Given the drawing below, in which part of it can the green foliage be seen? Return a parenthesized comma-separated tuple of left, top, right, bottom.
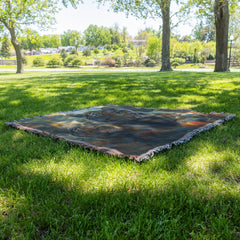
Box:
(70, 48, 78, 55)
(135, 45, 146, 59)
(171, 62, 180, 68)
(82, 49, 91, 57)
(94, 58, 101, 66)
(112, 55, 123, 67)
(93, 48, 100, 54)
(229, 5, 240, 41)
(171, 39, 216, 62)
(112, 44, 119, 51)
(64, 55, 76, 66)
(133, 58, 144, 67)
(106, 44, 112, 51)
(144, 58, 156, 67)
(60, 49, 68, 60)
(109, 24, 121, 45)
(0, 1, 59, 32)
(71, 57, 83, 67)
(193, 49, 199, 64)
(121, 27, 128, 44)
(122, 47, 128, 53)
(61, 30, 83, 49)
(193, 21, 215, 42)
(0, 0, 76, 73)
(171, 58, 186, 65)
(0, 37, 11, 59)
(62, 0, 82, 8)
(84, 25, 111, 47)
(123, 53, 131, 66)
(135, 28, 154, 42)
(64, 55, 83, 67)
(146, 36, 161, 63)
(47, 57, 63, 68)
(40, 34, 61, 48)
(33, 56, 45, 67)
(19, 29, 42, 51)
(103, 49, 108, 55)
(231, 42, 240, 62)
(114, 49, 124, 55)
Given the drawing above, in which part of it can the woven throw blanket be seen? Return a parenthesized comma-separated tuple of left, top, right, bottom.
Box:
(5, 104, 235, 162)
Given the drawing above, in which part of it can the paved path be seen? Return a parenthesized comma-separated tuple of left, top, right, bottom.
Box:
(0, 68, 239, 73)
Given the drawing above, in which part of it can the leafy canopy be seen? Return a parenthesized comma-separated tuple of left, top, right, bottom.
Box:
(0, 0, 60, 31)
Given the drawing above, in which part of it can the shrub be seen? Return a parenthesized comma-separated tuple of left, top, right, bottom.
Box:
(94, 58, 101, 66)
(60, 49, 68, 60)
(64, 56, 84, 67)
(208, 54, 215, 60)
(200, 56, 207, 64)
(114, 49, 124, 55)
(103, 49, 108, 55)
(144, 58, 156, 67)
(129, 43, 134, 50)
(123, 53, 130, 67)
(122, 47, 128, 53)
(112, 55, 123, 67)
(71, 57, 83, 67)
(133, 58, 143, 67)
(102, 57, 116, 67)
(171, 62, 180, 68)
(70, 48, 78, 55)
(106, 45, 112, 51)
(47, 57, 62, 68)
(170, 58, 185, 65)
(94, 48, 99, 54)
(64, 56, 75, 66)
(112, 44, 119, 51)
(33, 56, 45, 67)
(82, 49, 91, 57)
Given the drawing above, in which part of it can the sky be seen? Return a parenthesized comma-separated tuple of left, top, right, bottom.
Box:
(40, 1, 195, 37)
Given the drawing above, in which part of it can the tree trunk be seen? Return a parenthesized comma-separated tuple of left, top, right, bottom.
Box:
(160, 0, 172, 71)
(214, 0, 229, 72)
(9, 27, 24, 73)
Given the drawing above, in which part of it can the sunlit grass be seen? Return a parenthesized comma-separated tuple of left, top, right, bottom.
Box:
(0, 71, 239, 239)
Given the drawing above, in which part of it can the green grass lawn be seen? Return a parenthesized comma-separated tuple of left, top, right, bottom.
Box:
(0, 71, 239, 239)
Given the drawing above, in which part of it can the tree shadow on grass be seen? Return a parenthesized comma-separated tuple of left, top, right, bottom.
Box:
(0, 139, 240, 239)
(0, 71, 240, 239)
(1, 71, 239, 171)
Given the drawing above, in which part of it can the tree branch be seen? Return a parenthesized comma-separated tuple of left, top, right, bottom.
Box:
(0, 17, 11, 30)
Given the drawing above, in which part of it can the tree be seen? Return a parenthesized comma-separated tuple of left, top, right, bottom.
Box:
(0, 0, 82, 73)
(229, 5, 240, 40)
(20, 29, 42, 51)
(214, 0, 229, 71)
(1, 36, 11, 59)
(188, 0, 239, 72)
(193, 21, 215, 42)
(109, 24, 121, 45)
(146, 36, 162, 63)
(40, 34, 61, 48)
(134, 28, 154, 45)
(121, 27, 129, 44)
(84, 25, 111, 47)
(0, 0, 61, 73)
(61, 30, 83, 49)
(96, 0, 177, 71)
(159, 0, 172, 71)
